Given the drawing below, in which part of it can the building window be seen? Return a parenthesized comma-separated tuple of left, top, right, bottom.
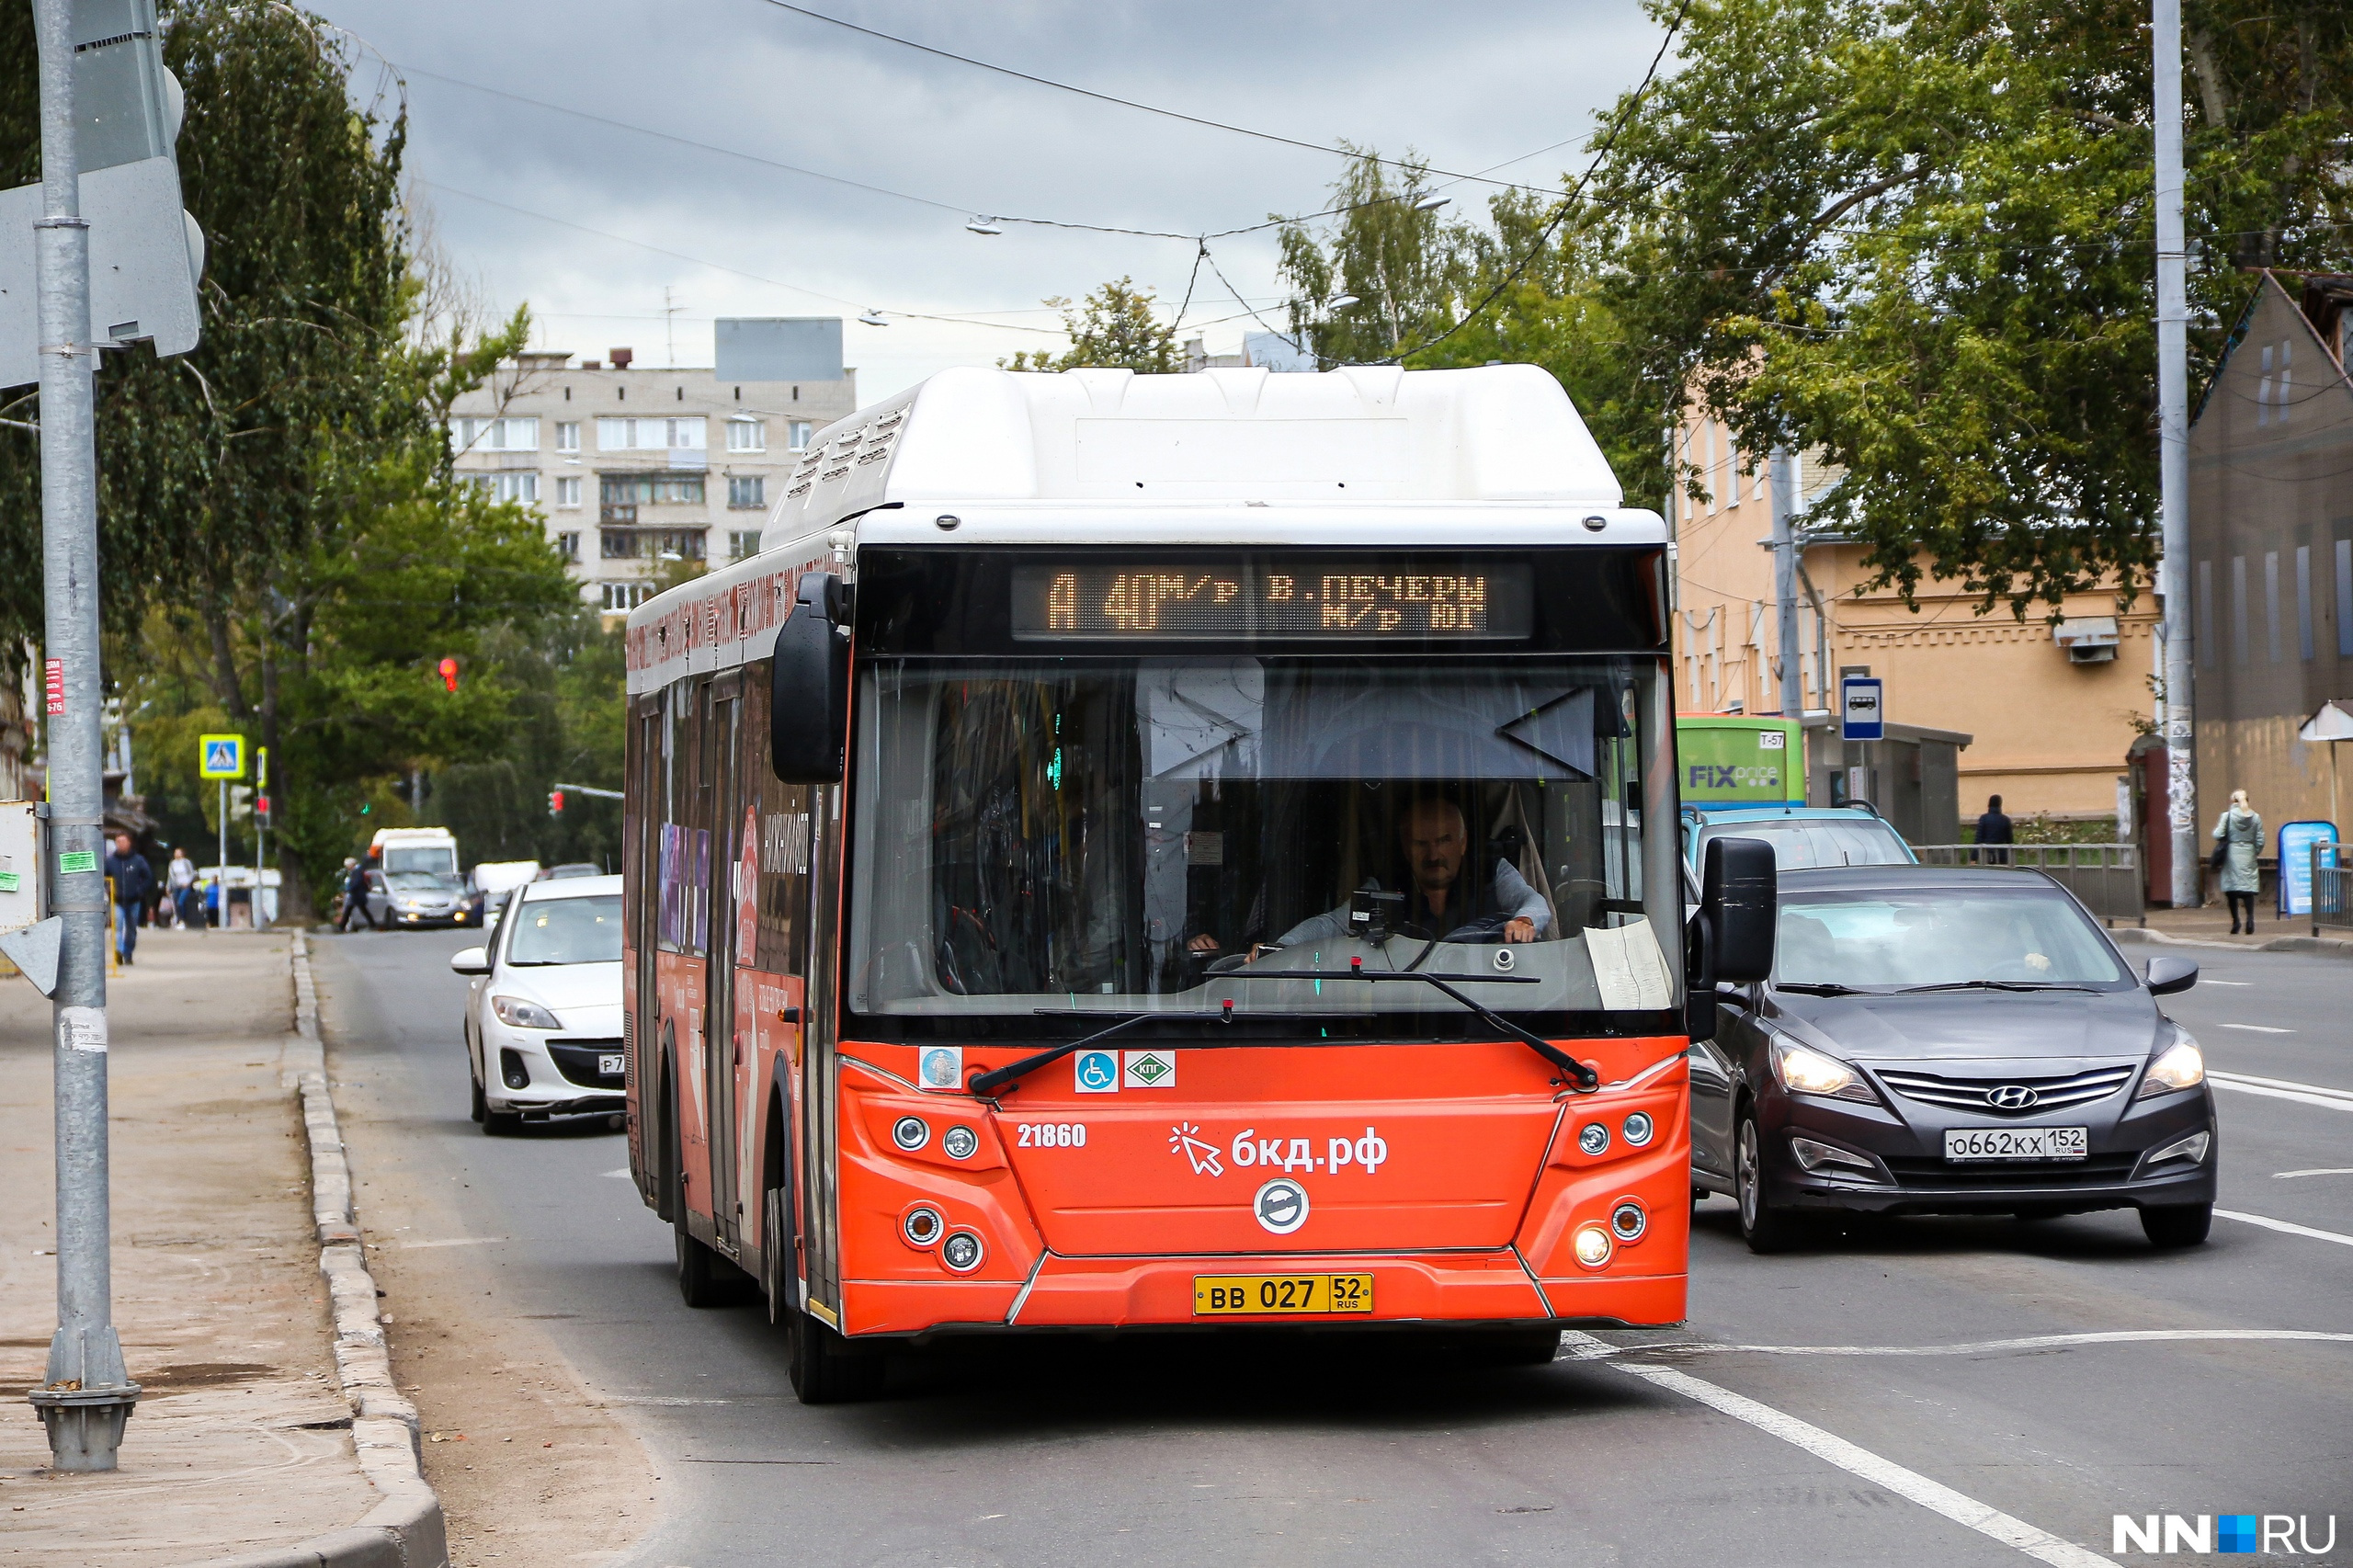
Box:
(600, 528, 706, 561)
(451, 415, 539, 453)
(601, 582, 654, 611)
(2338, 540, 2353, 659)
(2197, 559, 2214, 669)
(2231, 554, 2249, 666)
(727, 474, 766, 509)
(556, 421, 580, 451)
(596, 416, 708, 451)
(2298, 545, 2315, 662)
(599, 473, 704, 518)
(729, 529, 762, 561)
(555, 531, 580, 562)
(725, 417, 765, 452)
(466, 472, 540, 505)
(788, 421, 813, 450)
(555, 475, 582, 508)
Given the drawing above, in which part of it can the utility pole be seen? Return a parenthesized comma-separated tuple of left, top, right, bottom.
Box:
(27, 0, 139, 1471)
(1769, 447, 1802, 719)
(2154, 0, 2198, 907)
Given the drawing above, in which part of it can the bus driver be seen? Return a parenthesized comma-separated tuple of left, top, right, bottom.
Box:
(1188, 794, 1552, 958)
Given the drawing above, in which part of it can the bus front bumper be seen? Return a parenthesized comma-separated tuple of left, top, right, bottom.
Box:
(837, 1250, 1685, 1338)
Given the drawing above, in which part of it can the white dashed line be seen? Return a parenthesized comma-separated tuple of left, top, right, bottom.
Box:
(1574, 1342, 2118, 1568)
(397, 1236, 508, 1249)
(2209, 1070, 2353, 1112)
(604, 1167, 633, 1178)
(2275, 1167, 2353, 1179)
(2218, 1023, 2293, 1034)
(1633, 1328, 2353, 1358)
(2216, 1209, 2353, 1249)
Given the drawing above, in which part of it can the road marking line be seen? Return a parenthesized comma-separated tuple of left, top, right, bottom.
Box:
(2216, 1209, 2353, 1248)
(2209, 1072, 2353, 1113)
(2204, 980, 2252, 985)
(1607, 1357, 2118, 1568)
(398, 1236, 507, 1248)
(2218, 1023, 2293, 1033)
(2211, 1069, 2353, 1100)
(1637, 1328, 2353, 1358)
(603, 1167, 632, 1178)
(2275, 1168, 2353, 1179)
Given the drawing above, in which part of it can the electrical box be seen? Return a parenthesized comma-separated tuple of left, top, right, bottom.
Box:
(0, 801, 42, 933)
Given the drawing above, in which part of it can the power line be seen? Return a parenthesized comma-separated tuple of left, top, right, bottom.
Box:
(748, 0, 1553, 198)
(415, 181, 1063, 335)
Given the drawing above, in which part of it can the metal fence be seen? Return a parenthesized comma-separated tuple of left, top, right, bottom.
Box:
(2313, 844, 2353, 937)
(1911, 843, 2144, 924)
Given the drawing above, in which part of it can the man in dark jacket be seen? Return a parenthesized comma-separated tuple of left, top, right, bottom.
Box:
(106, 833, 153, 965)
(340, 856, 379, 932)
(1974, 794, 2015, 866)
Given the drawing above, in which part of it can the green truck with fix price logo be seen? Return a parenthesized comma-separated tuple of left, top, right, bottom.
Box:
(1677, 714, 1804, 807)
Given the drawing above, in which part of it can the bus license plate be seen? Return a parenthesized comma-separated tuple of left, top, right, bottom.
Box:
(599, 1053, 624, 1076)
(1194, 1274, 1373, 1316)
(1944, 1126, 2086, 1162)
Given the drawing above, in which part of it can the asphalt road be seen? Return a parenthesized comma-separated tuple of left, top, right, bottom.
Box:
(314, 930, 2351, 1568)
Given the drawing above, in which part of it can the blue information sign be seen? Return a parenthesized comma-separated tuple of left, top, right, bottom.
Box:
(2277, 820, 2337, 917)
(1840, 677, 1884, 743)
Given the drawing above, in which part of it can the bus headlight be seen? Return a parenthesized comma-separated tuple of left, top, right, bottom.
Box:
(1622, 1112, 1654, 1147)
(1574, 1225, 1612, 1267)
(1578, 1123, 1610, 1156)
(940, 1231, 984, 1273)
(891, 1116, 929, 1152)
(941, 1125, 979, 1160)
(901, 1207, 943, 1248)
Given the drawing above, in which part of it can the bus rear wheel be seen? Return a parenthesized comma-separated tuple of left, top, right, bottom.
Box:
(784, 1305, 884, 1404)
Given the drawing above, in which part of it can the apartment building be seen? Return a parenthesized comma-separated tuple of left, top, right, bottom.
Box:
(1670, 409, 2157, 830)
(447, 346, 858, 613)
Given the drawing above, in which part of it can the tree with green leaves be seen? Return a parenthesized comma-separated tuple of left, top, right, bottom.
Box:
(1582, 0, 2353, 615)
(1275, 157, 1660, 507)
(0, 3, 582, 914)
(1002, 277, 1177, 372)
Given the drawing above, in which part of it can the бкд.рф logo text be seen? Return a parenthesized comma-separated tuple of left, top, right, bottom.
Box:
(2114, 1516, 2336, 1554)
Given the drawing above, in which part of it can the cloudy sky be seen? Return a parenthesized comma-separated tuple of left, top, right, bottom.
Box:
(309, 0, 1664, 405)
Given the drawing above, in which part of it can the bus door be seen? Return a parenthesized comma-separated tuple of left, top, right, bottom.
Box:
(626, 696, 661, 1208)
(702, 676, 746, 1255)
(799, 782, 845, 1320)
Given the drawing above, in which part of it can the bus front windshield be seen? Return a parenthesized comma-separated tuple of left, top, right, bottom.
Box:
(848, 656, 1679, 1034)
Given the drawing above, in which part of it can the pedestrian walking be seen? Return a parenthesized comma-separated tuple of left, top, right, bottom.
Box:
(166, 845, 198, 930)
(1974, 793, 2015, 866)
(2212, 790, 2265, 934)
(338, 856, 379, 933)
(104, 832, 153, 965)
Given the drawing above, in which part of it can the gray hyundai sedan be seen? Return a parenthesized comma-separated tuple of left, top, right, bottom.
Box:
(1689, 865, 2217, 1253)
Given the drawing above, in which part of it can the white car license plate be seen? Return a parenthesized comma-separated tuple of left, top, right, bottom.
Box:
(599, 1052, 624, 1077)
(1944, 1126, 2087, 1162)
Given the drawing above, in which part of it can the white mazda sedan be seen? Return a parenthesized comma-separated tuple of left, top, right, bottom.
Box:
(450, 874, 624, 1134)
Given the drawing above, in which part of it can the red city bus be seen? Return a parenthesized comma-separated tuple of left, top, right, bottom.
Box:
(622, 365, 1772, 1402)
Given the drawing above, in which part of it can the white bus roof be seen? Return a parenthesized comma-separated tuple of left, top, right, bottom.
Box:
(767, 363, 1623, 541)
(625, 366, 1664, 696)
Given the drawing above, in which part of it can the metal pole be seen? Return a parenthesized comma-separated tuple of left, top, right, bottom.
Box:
(1769, 447, 1802, 718)
(28, 0, 138, 1471)
(2154, 0, 2198, 909)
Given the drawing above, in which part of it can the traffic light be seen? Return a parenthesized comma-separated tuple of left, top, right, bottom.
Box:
(438, 657, 459, 692)
(254, 794, 271, 826)
(548, 789, 564, 816)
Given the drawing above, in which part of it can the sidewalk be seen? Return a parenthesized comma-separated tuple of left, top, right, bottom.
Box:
(0, 929, 404, 1564)
(2127, 902, 2353, 956)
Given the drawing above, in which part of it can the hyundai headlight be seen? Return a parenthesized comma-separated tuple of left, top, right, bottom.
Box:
(492, 994, 562, 1030)
(2134, 1035, 2206, 1098)
(1769, 1037, 1878, 1103)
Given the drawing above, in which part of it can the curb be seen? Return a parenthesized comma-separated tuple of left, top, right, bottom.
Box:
(2111, 926, 2353, 960)
(188, 934, 448, 1568)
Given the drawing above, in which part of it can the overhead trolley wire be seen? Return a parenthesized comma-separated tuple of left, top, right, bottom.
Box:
(747, 0, 1556, 198)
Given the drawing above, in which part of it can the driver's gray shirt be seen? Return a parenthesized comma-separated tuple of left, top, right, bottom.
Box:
(1276, 859, 1551, 946)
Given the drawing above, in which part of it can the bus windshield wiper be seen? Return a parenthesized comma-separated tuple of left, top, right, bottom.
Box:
(1246, 961, 1599, 1091)
(1774, 982, 1868, 996)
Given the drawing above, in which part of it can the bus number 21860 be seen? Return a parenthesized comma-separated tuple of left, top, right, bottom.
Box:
(1015, 1122, 1087, 1148)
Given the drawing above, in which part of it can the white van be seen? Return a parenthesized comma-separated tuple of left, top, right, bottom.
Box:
(369, 827, 460, 878)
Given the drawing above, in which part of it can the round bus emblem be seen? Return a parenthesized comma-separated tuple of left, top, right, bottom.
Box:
(1254, 1178, 1309, 1235)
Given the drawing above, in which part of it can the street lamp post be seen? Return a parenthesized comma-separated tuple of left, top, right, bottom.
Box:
(2154, 0, 2198, 908)
(27, 0, 140, 1471)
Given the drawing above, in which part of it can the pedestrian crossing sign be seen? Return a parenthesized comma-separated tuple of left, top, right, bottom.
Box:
(199, 733, 245, 779)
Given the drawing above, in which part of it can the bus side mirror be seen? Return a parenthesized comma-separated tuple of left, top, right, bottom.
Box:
(770, 573, 850, 783)
(1698, 835, 1776, 985)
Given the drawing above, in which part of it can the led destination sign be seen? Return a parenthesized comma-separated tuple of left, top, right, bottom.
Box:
(1010, 562, 1534, 642)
